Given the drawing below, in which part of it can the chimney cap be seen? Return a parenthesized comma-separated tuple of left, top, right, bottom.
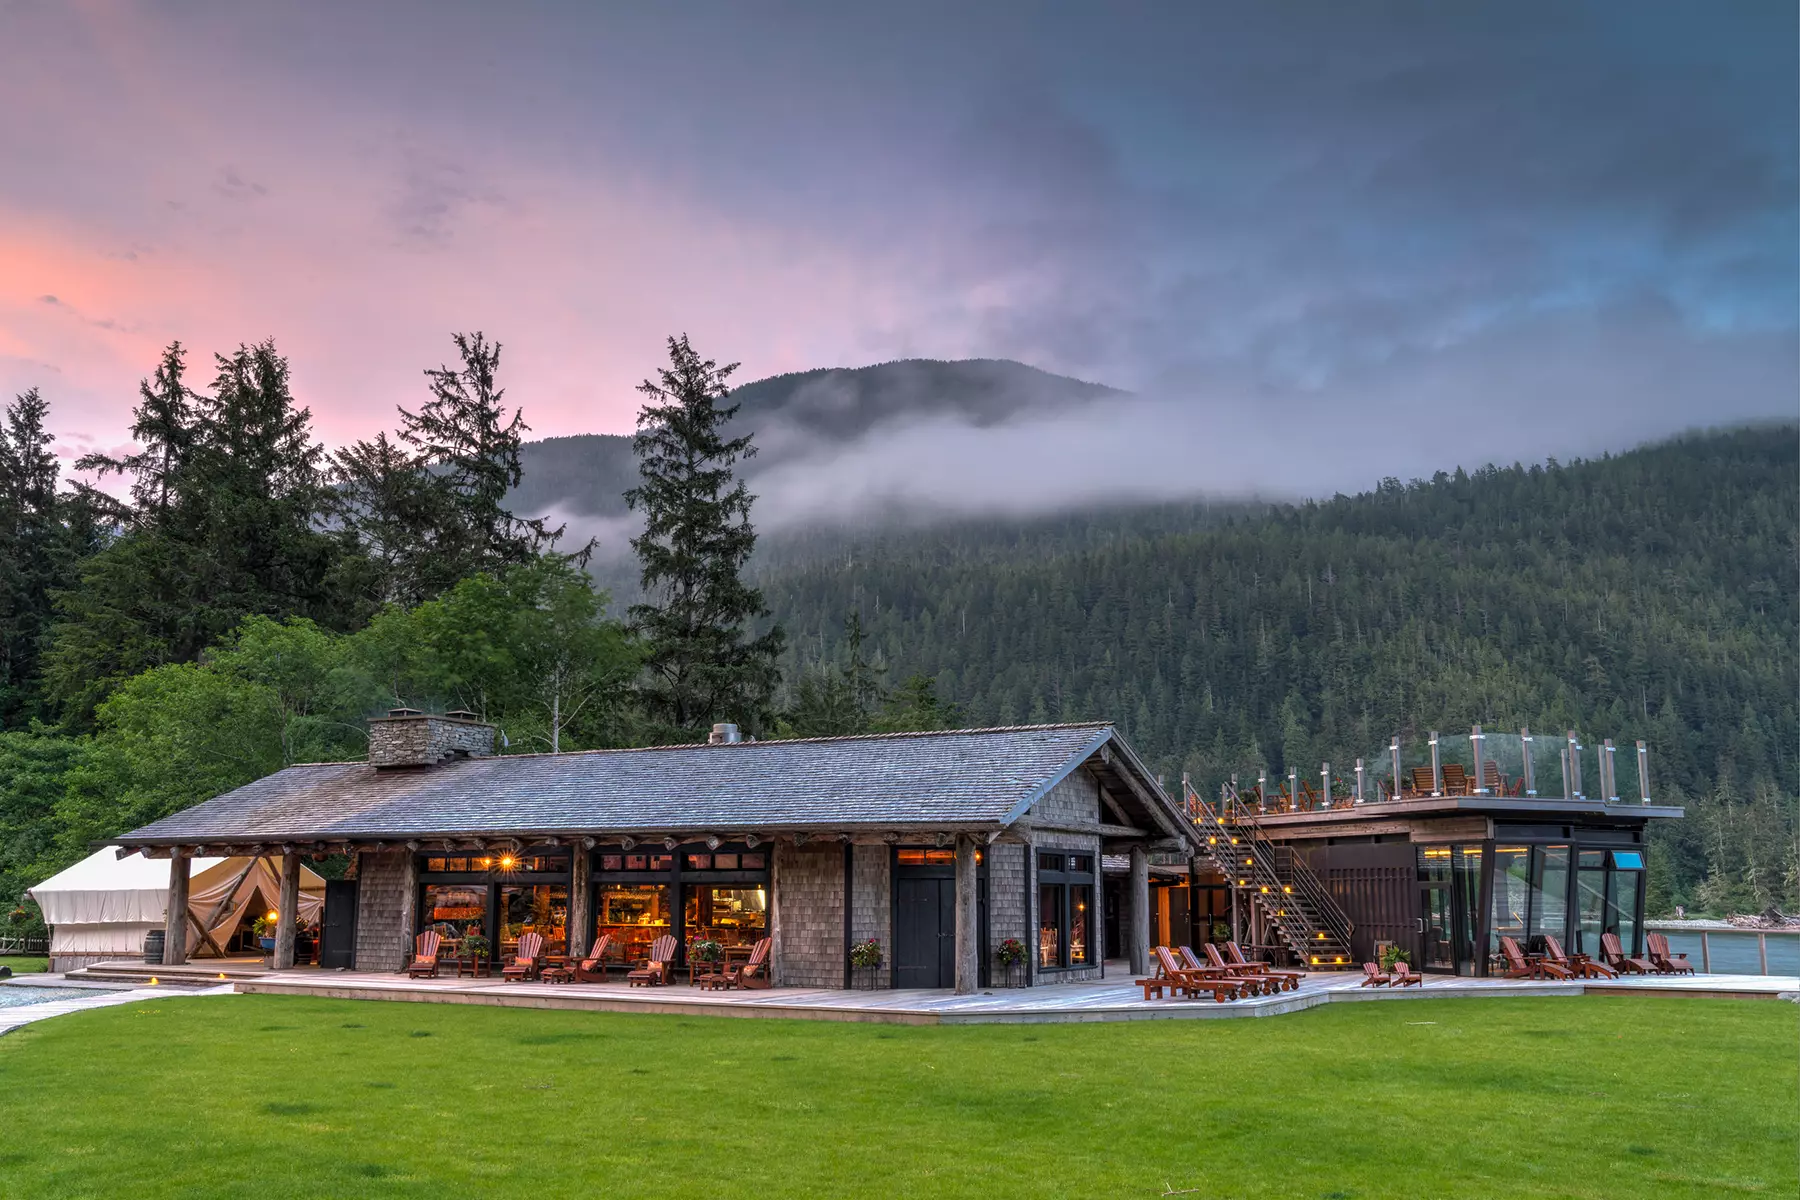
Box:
(709, 722, 742, 745)
(443, 709, 480, 722)
(386, 707, 423, 718)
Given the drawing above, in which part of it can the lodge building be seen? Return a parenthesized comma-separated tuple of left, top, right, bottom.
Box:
(114, 713, 1197, 990)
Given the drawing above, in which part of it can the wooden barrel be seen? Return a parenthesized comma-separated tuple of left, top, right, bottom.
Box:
(143, 928, 165, 964)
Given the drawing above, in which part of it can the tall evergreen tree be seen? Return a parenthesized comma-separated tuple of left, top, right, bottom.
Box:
(327, 431, 440, 608)
(394, 332, 575, 594)
(626, 334, 784, 737)
(77, 342, 197, 525)
(0, 389, 64, 724)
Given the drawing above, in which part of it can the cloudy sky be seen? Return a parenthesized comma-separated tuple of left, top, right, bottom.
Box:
(2, 2, 1794, 482)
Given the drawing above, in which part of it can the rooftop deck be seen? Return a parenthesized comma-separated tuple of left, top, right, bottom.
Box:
(61, 960, 1798, 1025)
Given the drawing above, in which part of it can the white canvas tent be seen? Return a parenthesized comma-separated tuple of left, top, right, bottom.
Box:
(28, 847, 324, 971)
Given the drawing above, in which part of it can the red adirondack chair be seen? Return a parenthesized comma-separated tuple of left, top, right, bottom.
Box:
(1544, 934, 1614, 979)
(1601, 932, 1656, 975)
(1359, 962, 1391, 987)
(1195, 943, 1275, 996)
(1391, 962, 1424, 988)
(626, 934, 678, 987)
(500, 931, 544, 981)
(406, 930, 442, 979)
(1500, 935, 1571, 979)
(723, 937, 773, 990)
(572, 934, 615, 983)
(1226, 941, 1304, 991)
(1646, 932, 1696, 975)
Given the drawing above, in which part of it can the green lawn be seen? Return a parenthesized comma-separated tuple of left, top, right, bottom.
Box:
(0, 956, 47, 974)
(0, 994, 1792, 1199)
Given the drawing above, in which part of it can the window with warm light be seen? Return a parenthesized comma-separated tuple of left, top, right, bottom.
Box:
(1035, 850, 1097, 969)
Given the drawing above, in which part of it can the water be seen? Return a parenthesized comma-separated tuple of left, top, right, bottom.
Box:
(0, 985, 121, 1009)
(1659, 930, 1800, 976)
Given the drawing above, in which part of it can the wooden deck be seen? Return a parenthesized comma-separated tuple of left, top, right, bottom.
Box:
(64, 959, 1800, 1025)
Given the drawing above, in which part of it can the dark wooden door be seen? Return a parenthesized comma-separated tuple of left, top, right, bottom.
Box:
(894, 876, 954, 988)
(319, 879, 358, 969)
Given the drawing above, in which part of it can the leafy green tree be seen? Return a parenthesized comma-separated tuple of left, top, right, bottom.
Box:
(626, 335, 783, 737)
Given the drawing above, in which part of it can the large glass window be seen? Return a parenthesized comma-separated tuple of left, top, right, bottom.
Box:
(1575, 850, 1608, 958)
(1489, 846, 1531, 955)
(422, 884, 487, 940)
(684, 886, 767, 949)
(499, 884, 567, 959)
(1038, 883, 1063, 968)
(596, 884, 671, 966)
(1068, 884, 1092, 966)
(1527, 845, 1570, 950)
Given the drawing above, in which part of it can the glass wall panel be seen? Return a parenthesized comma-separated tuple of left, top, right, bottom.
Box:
(1607, 864, 1643, 956)
(1489, 846, 1531, 954)
(596, 884, 670, 966)
(684, 886, 767, 949)
(1453, 846, 1482, 975)
(422, 884, 487, 940)
(1038, 884, 1064, 968)
(1068, 885, 1092, 965)
(1575, 851, 1607, 957)
(1527, 846, 1571, 950)
(499, 884, 567, 958)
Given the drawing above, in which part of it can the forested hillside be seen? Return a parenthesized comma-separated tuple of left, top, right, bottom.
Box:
(754, 427, 1798, 913)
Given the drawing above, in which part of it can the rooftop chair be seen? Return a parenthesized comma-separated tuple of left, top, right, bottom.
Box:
(1481, 761, 1521, 797)
(1226, 941, 1305, 991)
(1543, 934, 1615, 979)
(1439, 763, 1470, 796)
(1194, 943, 1276, 996)
(720, 936, 773, 990)
(1409, 766, 1436, 797)
(1601, 932, 1656, 976)
(406, 930, 442, 979)
(1155, 945, 1247, 1002)
(1499, 935, 1571, 979)
(1296, 779, 1321, 810)
(1646, 932, 1696, 975)
(1391, 961, 1424, 987)
(500, 931, 544, 982)
(571, 934, 615, 983)
(1360, 962, 1391, 987)
(626, 934, 678, 987)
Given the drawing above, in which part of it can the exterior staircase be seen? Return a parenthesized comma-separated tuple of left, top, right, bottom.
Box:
(1183, 779, 1356, 969)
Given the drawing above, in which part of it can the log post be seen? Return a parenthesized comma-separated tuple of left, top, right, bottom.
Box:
(1128, 844, 1150, 977)
(273, 851, 300, 970)
(397, 850, 419, 973)
(567, 842, 591, 960)
(163, 850, 191, 966)
(953, 834, 979, 994)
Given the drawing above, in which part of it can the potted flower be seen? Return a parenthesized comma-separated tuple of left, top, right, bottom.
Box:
(690, 939, 724, 979)
(461, 932, 490, 973)
(848, 938, 882, 989)
(251, 915, 276, 953)
(994, 937, 1027, 986)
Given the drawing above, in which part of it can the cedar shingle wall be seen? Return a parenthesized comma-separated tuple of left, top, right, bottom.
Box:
(774, 842, 844, 987)
(354, 850, 409, 972)
(987, 842, 1027, 985)
(850, 844, 890, 960)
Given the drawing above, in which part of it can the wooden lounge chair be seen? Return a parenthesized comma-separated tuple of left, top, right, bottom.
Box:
(1359, 962, 1391, 987)
(1440, 763, 1470, 796)
(1194, 944, 1275, 996)
(1601, 932, 1656, 976)
(571, 934, 615, 983)
(1499, 935, 1571, 979)
(406, 930, 442, 979)
(721, 937, 772, 990)
(500, 931, 544, 982)
(1409, 766, 1436, 796)
(1646, 932, 1696, 975)
(1543, 935, 1615, 979)
(1391, 961, 1423, 987)
(626, 934, 678, 987)
(1155, 946, 1246, 1003)
(1481, 761, 1521, 796)
(1226, 942, 1305, 991)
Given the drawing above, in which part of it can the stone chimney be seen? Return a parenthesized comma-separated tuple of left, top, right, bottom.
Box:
(368, 708, 496, 768)
(708, 722, 742, 745)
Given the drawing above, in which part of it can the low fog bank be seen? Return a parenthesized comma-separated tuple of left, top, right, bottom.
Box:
(543, 315, 1795, 549)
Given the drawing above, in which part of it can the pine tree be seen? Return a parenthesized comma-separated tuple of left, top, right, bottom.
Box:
(328, 431, 442, 608)
(0, 389, 63, 724)
(76, 342, 198, 525)
(626, 334, 784, 737)
(396, 332, 575, 593)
